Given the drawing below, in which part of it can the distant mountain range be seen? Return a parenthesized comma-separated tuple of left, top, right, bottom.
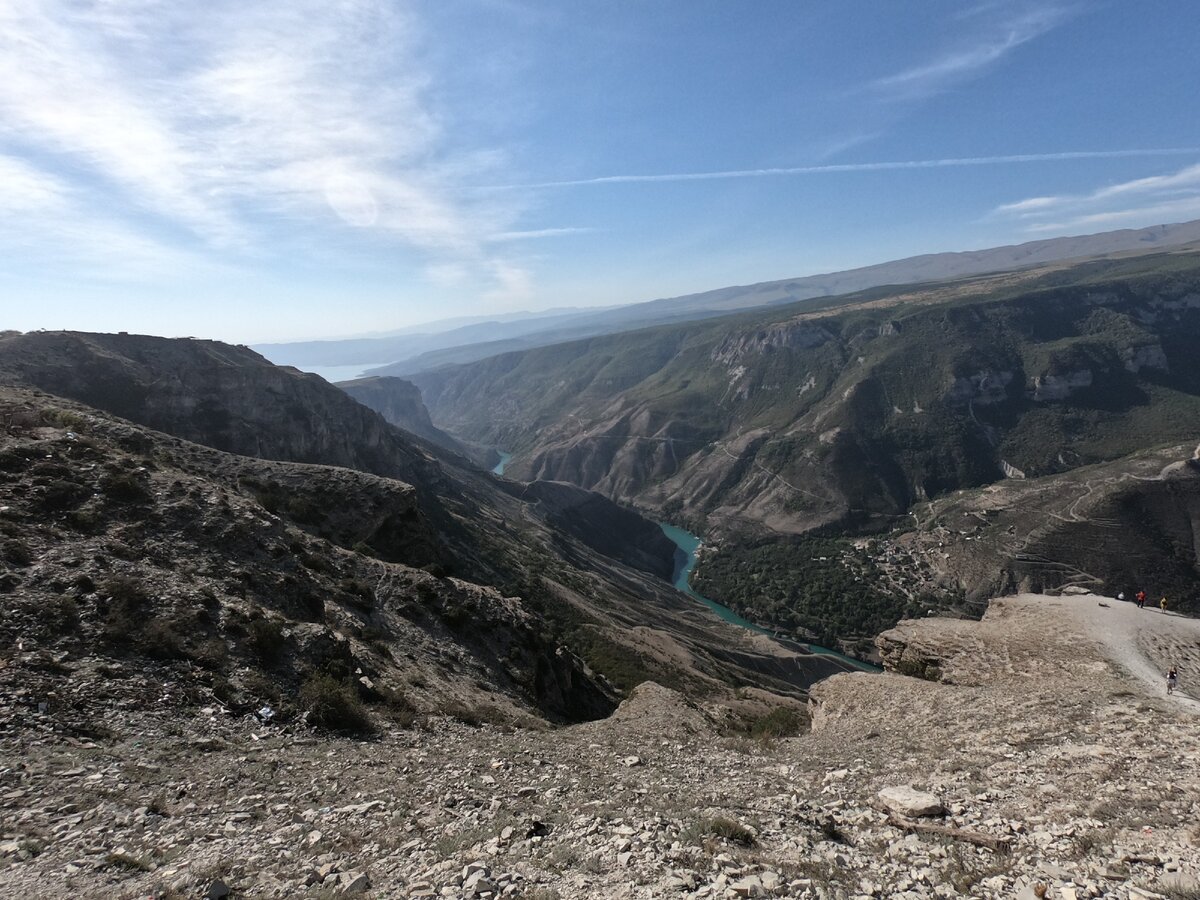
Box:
(255, 220, 1200, 376)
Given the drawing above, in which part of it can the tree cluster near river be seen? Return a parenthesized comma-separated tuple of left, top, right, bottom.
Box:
(690, 534, 928, 649)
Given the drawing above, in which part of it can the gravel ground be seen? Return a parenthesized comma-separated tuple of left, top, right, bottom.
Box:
(2, 594, 1199, 899)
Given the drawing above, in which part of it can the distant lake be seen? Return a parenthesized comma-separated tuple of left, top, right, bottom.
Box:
(299, 364, 390, 383)
(492, 450, 513, 476)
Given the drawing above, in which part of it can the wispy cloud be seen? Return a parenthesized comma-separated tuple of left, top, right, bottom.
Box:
(488, 149, 1200, 190)
(993, 162, 1200, 233)
(0, 0, 531, 296)
(0, 153, 224, 280)
(871, 4, 1072, 100)
(487, 227, 594, 241)
(0, 155, 70, 214)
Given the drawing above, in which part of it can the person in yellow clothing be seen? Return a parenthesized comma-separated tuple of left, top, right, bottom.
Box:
(1160, 596, 1168, 613)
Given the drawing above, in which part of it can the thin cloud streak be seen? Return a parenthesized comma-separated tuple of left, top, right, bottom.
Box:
(995, 161, 1200, 234)
(487, 227, 594, 241)
(489, 149, 1200, 190)
(871, 5, 1072, 100)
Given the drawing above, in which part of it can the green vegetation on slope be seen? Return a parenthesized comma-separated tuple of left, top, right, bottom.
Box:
(690, 533, 926, 648)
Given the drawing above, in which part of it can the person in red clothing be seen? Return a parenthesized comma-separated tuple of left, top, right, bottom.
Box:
(1136, 590, 1147, 609)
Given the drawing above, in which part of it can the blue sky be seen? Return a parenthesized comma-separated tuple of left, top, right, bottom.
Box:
(2, 0, 1199, 342)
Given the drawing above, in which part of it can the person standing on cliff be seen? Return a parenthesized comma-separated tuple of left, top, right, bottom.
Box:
(1167, 666, 1178, 695)
(1161, 596, 1169, 613)
(1136, 590, 1147, 609)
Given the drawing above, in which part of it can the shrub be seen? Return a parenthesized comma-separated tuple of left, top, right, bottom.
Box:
(300, 674, 373, 734)
(337, 577, 375, 610)
(101, 575, 149, 643)
(105, 851, 151, 872)
(142, 620, 188, 660)
(100, 574, 148, 605)
(1, 538, 32, 566)
(683, 816, 756, 847)
(46, 596, 80, 635)
(100, 470, 151, 503)
(247, 617, 286, 664)
(375, 685, 417, 728)
(439, 700, 483, 727)
(40, 478, 88, 511)
(748, 707, 805, 739)
(66, 506, 104, 533)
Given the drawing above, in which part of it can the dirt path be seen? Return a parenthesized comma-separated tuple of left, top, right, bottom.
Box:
(1047, 592, 1200, 710)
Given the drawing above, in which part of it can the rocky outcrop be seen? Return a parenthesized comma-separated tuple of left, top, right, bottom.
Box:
(1028, 369, 1093, 401)
(1121, 342, 1169, 373)
(876, 786, 944, 818)
(875, 624, 949, 682)
(944, 370, 1014, 406)
(336, 376, 473, 459)
(1000, 459, 1027, 479)
(711, 321, 835, 367)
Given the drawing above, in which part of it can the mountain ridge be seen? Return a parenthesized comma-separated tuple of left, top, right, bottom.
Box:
(256, 220, 1200, 377)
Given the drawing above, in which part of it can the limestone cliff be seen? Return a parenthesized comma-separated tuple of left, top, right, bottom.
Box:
(336, 375, 474, 461)
(413, 252, 1200, 538)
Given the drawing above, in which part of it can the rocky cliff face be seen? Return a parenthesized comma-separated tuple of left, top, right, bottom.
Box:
(412, 253, 1200, 539)
(336, 375, 473, 460)
(866, 440, 1200, 612)
(0, 332, 437, 485)
(710, 322, 835, 367)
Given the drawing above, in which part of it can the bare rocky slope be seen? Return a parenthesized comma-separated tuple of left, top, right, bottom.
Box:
(0, 333, 857, 716)
(336, 376, 474, 462)
(2, 593, 1197, 899)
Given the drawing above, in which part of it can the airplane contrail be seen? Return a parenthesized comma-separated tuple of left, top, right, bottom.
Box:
(486, 148, 1200, 189)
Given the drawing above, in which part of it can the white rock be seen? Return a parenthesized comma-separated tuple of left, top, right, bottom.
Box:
(877, 786, 944, 818)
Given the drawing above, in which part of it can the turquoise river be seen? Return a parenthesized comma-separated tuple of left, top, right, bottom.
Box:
(491, 451, 513, 476)
(659, 523, 879, 672)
